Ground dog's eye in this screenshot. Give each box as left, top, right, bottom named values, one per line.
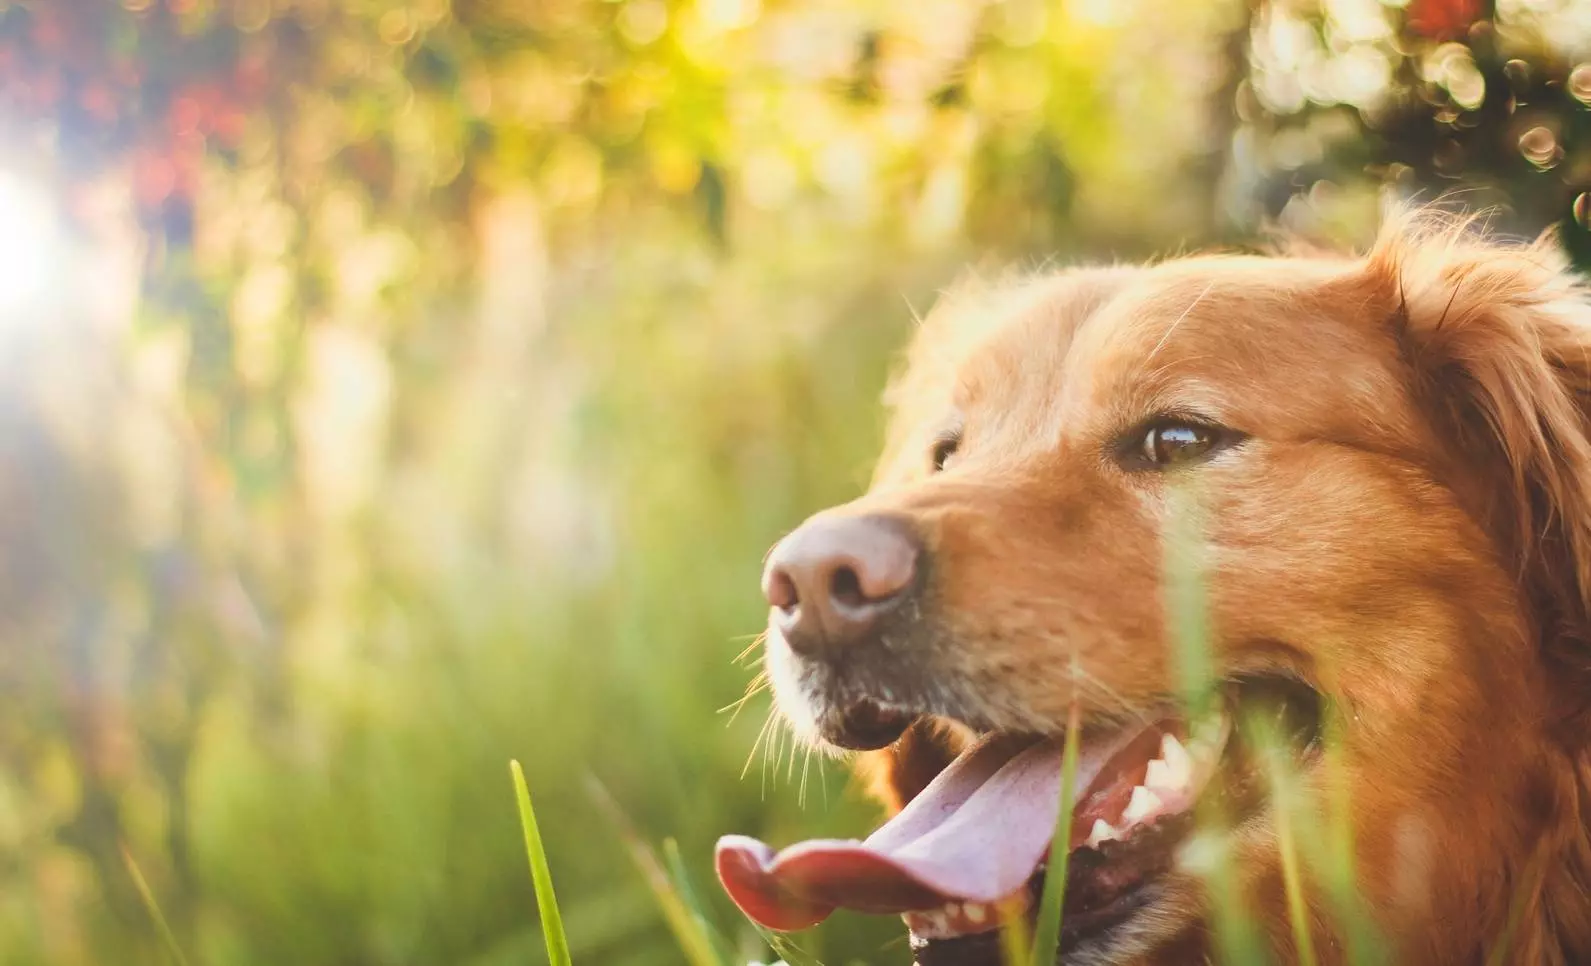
left=930, top=432, right=960, bottom=472
left=1137, top=420, right=1224, bottom=468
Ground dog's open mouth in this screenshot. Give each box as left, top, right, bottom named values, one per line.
left=716, top=678, right=1320, bottom=958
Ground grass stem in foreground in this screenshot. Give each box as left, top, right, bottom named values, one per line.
left=1318, top=703, right=1377, bottom=966
left=121, top=845, right=191, bottom=966
left=1267, top=738, right=1318, bottom=966
left=664, top=837, right=738, bottom=966
left=1164, top=483, right=1267, bottom=965
left=585, top=774, right=727, bottom=966
left=511, top=760, right=573, bottom=966
left=998, top=893, right=1033, bottom=966
left=1030, top=697, right=1083, bottom=966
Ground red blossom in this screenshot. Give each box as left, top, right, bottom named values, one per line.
left=1407, top=0, right=1485, bottom=41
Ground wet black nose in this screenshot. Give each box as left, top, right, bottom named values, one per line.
left=761, top=514, right=922, bottom=657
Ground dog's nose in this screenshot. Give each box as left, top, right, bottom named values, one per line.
left=762, top=514, right=921, bottom=656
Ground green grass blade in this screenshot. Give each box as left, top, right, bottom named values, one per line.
left=750, top=924, right=826, bottom=966
left=1315, top=706, right=1388, bottom=966
left=121, top=845, right=192, bottom=966
left=1164, top=484, right=1216, bottom=718
left=1275, top=791, right=1316, bottom=966
left=663, top=837, right=739, bottom=966
left=584, top=774, right=727, bottom=966
left=1164, top=483, right=1268, bottom=965
left=1255, top=719, right=1317, bottom=966
left=510, top=760, right=573, bottom=966
left=1029, top=697, right=1083, bottom=966
left=997, top=896, right=1031, bottom=966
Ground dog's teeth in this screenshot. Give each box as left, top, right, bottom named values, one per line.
left=1148, top=743, right=1194, bottom=797
left=1122, top=785, right=1163, bottom=825
left=965, top=902, right=989, bottom=924
left=1085, top=818, right=1119, bottom=848
left=1160, top=732, right=1194, bottom=773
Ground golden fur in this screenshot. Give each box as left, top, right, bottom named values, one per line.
left=791, top=210, right=1591, bottom=963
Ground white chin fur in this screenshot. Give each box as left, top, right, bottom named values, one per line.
left=763, top=629, right=823, bottom=742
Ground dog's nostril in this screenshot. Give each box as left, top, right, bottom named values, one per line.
left=829, top=564, right=865, bottom=609
left=765, top=568, right=799, bottom=611
left=761, top=513, right=922, bottom=654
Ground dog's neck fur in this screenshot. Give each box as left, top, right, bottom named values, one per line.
left=1511, top=707, right=1591, bottom=964
left=1518, top=544, right=1591, bottom=960
left=1485, top=585, right=1591, bottom=965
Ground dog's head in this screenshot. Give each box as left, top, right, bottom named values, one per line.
left=718, top=213, right=1591, bottom=964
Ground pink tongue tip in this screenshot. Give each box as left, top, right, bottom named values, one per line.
left=715, top=731, right=1128, bottom=932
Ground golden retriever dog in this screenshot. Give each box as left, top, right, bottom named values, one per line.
left=714, top=210, right=1591, bottom=965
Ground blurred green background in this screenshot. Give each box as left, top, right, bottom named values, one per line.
left=0, top=0, right=1587, bottom=963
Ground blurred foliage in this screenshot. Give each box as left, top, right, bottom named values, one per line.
left=1234, top=0, right=1591, bottom=263
left=0, top=1, right=1583, bottom=965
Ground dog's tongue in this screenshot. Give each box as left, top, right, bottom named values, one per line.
left=716, top=730, right=1129, bottom=931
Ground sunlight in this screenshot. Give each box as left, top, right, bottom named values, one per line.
left=0, top=171, right=62, bottom=317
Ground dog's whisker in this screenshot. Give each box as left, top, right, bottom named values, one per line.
left=764, top=718, right=786, bottom=792
left=901, top=291, right=926, bottom=328
left=1070, top=664, right=1153, bottom=724
left=742, top=706, right=778, bottom=783
left=719, top=672, right=770, bottom=722
left=798, top=743, right=815, bottom=808
left=817, top=746, right=830, bottom=805
left=770, top=719, right=795, bottom=792
left=785, top=725, right=801, bottom=785
left=762, top=717, right=788, bottom=801
left=722, top=671, right=768, bottom=705
left=733, top=631, right=768, bottom=666
left=1146, top=279, right=1215, bottom=363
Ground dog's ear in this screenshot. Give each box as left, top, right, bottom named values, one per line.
left=1367, top=213, right=1591, bottom=675
left=856, top=719, right=969, bottom=814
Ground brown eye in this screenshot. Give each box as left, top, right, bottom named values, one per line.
left=931, top=432, right=960, bottom=472
left=1140, top=421, right=1219, bottom=467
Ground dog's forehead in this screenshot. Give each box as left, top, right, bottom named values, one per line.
left=958, top=255, right=1408, bottom=437
left=1075, top=258, right=1356, bottom=367
left=874, top=267, right=1142, bottom=482
left=953, top=267, right=1143, bottom=402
